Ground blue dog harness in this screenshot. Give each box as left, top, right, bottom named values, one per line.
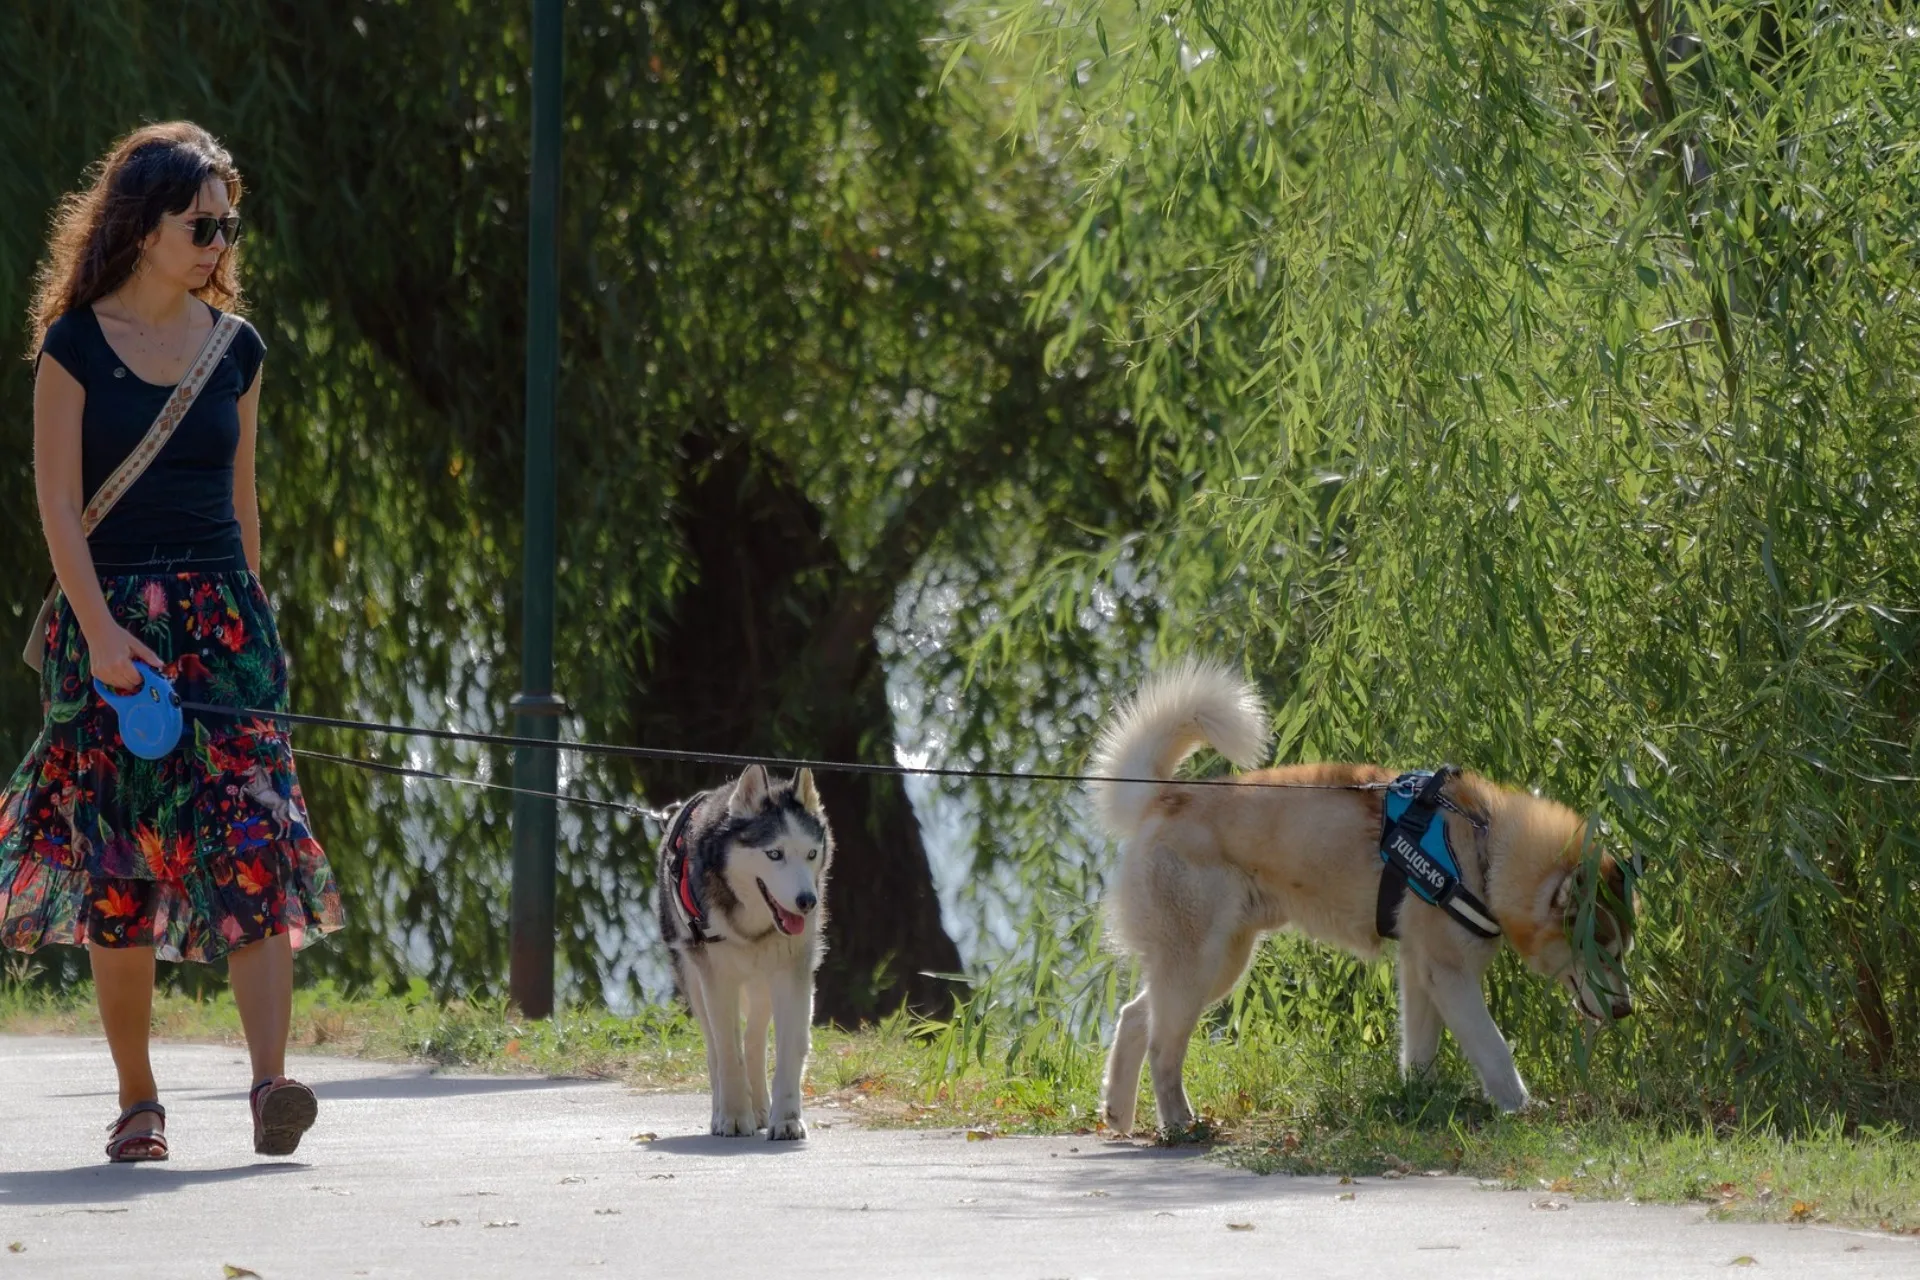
left=1375, top=766, right=1500, bottom=940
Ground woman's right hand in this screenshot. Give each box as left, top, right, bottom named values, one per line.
left=86, top=624, right=165, bottom=694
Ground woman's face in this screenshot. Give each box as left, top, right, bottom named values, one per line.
left=138, top=176, right=235, bottom=291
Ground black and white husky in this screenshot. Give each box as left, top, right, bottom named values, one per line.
left=655, top=765, right=833, bottom=1140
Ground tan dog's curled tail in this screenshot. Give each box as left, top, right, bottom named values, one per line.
left=1091, top=659, right=1269, bottom=837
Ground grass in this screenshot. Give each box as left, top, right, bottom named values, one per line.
left=3, top=975, right=1915, bottom=1235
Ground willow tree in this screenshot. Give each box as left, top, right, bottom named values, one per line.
left=934, top=0, right=1920, bottom=1121
left=0, top=1, right=1142, bottom=1019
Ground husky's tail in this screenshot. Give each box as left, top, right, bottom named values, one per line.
left=1090, top=659, right=1269, bottom=838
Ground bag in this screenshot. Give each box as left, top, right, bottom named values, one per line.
left=23, top=311, right=244, bottom=673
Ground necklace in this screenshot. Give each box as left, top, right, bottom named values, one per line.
left=99, top=295, right=197, bottom=381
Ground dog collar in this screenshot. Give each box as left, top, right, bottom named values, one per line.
left=1376, top=767, right=1500, bottom=941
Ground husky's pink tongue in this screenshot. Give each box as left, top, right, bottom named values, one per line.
left=774, top=902, right=805, bottom=934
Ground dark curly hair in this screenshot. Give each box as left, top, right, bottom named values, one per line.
left=27, top=121, right=244, bottom=357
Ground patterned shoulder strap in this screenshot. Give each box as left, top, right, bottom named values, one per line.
left=81, top=311, right=245, bottom=535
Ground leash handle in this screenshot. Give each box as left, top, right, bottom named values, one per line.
left=94, top=661, right=184, bottom=760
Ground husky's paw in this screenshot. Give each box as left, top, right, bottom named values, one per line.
left=712, top=1110, right=760, bottom=1137
left=1155, top=1116, right=1218, bottom=1145
left=767, top=1114, right=807, bottom=1142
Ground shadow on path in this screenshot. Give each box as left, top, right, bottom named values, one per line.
left=0, top=1162, right=305, bottom=1208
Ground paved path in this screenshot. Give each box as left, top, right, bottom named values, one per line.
left=0, top=1035, right=1910, bottom=1279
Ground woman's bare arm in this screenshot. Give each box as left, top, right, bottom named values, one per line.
left=234, top=367, right=262, bottom=576
left=33, top=356, right=160, bottom=688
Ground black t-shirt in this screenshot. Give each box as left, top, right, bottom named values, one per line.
left=38, top=303, right=265, bottom=571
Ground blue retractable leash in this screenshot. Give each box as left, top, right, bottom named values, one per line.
left=94, top=661, right=184, bottom=760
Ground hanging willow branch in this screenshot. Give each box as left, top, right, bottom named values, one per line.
left=1623, top=0, right=1741, bottom=400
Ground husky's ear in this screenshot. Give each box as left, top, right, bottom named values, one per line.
left=728, top=765, right=772, bottom=818
left=794, top=768, right=824, bottom=817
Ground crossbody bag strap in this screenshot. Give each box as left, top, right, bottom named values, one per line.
left=80, top=310, right=244, bottom=535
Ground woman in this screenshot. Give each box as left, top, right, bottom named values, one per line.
left=0, top=122, right=343, bottom=1162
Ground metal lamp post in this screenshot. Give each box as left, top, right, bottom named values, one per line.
left=509, top=0, right=564, bottom=1020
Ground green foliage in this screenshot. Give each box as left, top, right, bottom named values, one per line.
left=0, top=2, right=1131, bottom=1009
left=923, top=0, right=1920, bottom=1127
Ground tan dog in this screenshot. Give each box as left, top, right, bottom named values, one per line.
left=1093, top=661, right=1633, bottom=1133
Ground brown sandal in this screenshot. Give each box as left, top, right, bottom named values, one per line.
left=105, top=1101, right=168, bottom=1163
left=250, top=1077, right=317, bottom=1157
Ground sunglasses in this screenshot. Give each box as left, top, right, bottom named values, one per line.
left=170, top=213, right=243, bottom=249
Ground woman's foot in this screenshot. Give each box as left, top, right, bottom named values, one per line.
left=250, top=1076, right=318, bottom=1157
left=105, top=1101, right=168, bottom=1163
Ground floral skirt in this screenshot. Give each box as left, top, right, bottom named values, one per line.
left=0, top=570, right=343, bottom=963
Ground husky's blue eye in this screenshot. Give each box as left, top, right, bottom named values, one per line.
left=807, top=849, right=818, bottom=860
left=764, top=847, right=784, bottom=862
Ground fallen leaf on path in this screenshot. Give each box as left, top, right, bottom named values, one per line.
left=1531, top=1198, right=1570, bottom=1212
left=1730, top=1258, right=1757, bottom=1268
left=964, top=1128, right=994, bottom=1141
left=222, top=1267, right=263, bottom=1279
left=1086, top=1190, right=1110, bottom=1198
left=559, top=1176, right=585, bottom=1185
left=421, top=1219, right=459, bottom=1228
left=1226, top=1222, right=1255, bottom=1232
left=647, top=1173, right=675, bottom=1181
left=1788, top=1200, right=1816, bottom=1222
left=630, top=1131, right=658, bottom=1142
left=1337, top=1192, right=1355, bottom=1201
left=595, top=1209, right=621, bottom=1216
left=7, top=1243, right=24, bottom=1254
left=483, top=1220, right=520, bottom=1229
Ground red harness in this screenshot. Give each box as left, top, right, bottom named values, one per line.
left=665, top=793, right=720, bottom=942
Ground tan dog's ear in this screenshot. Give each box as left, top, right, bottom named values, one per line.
left=1551, top=865, right=1581, bottom=917
left=795, top=768, right=824, bottom=816
left=728, top=764, right=772, bottom=817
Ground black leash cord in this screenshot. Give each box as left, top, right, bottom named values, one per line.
left=292, top=747, right=677, bottom=823
left=187, top=699, right=1397, bottom=793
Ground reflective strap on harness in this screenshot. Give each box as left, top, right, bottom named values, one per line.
left=1376, top=767, right=1500, bottom=941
